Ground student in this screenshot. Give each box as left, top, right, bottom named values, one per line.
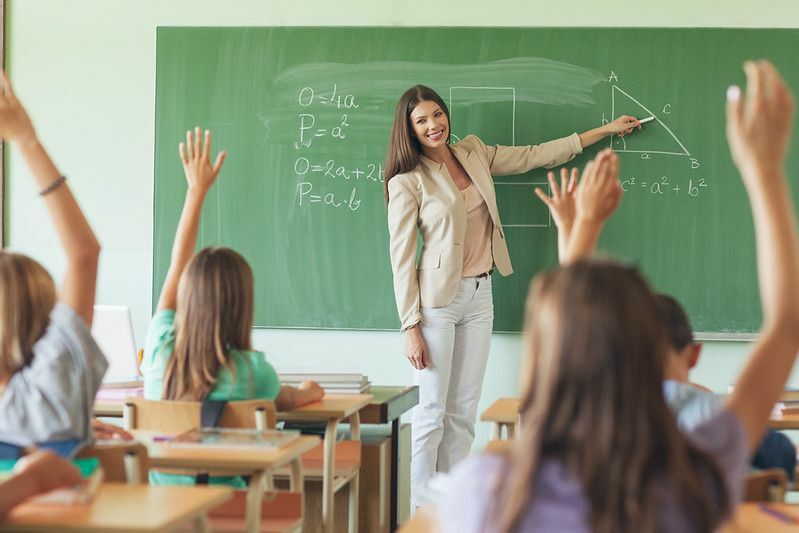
left=657, top=293, right=796, bottom=480
left=140, top=128, right=324, bottom=484
left=437, top=60, right=799, bottom=532
left=384, top=84, right=641, bottom=507
left=0, top=72, right=107, bottom=450
left=0, top=450, right=82, bottom=519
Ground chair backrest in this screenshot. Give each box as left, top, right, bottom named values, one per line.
left=122, top=398, right=277, bottom=432
left=744, top=468, right=788, bottom=502
left=76, top=441, right=150, bottom=483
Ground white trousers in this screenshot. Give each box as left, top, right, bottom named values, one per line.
left=411, top=276, right=493, bottom=507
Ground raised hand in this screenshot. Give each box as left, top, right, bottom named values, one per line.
left=0, top=71, right=36, bottom=144
left=535, top=167, right=578, bottom=230
left=178, top=127, right=227, bottom=192
left=575, top=149, right=622, bottom=224
left=726, top=60, right=795, bottom=182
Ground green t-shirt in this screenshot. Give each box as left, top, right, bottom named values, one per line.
left=141, top=309, right=282, bottom=487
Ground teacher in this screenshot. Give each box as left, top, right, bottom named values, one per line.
left=384, top=84, right=641, bottom=507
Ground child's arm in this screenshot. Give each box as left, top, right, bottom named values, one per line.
left=0, top=73, right=100, bottom=325
left=275, top=381, right=325, bottom=411
left=0, top=451, right=81, bottom=519
left=724, top=61, right=799, bottom=451
left=155, top=128, right=227, bottom=311
left=535, top=167, right=578, bottom=262
left=562, top=149, right=623, bottom=263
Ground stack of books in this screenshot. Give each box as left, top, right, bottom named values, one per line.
left=776, top=388, right=799, bottom=415
left=278, top=368, right=371, bottom=394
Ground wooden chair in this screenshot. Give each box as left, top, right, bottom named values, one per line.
left=744, top=468, right=788, bottom=502
left=123, top=398, right=301, bottom=533
left=75, top=441, right=149, bottom=484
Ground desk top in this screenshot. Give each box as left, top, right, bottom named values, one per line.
left=359, top=385, right=418, bottom=424
left=399, top=503, right=799, bottom=533
left=767, top=412, right=799, bottom=430
left=132, top=431, right=319, bottom=472
left=0, top=483, right=231, bottom=532
left=480, top=397, right=520, bottom=425
left=480, top=396, right=797, bottom=431
left=95, top=388, right=414, bottom=422
left=276, top=393, right=373, bottom=422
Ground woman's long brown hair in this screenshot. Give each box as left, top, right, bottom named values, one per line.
left=493, top=259, right=729, bottom=533
left=161, top=247, right=255, bottom=401
left=383, top=85, right=450, bottom=202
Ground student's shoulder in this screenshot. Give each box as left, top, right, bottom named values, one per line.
left=33, top=303, right=105, bottom=367
left=438, top=453, right=505, bottom=529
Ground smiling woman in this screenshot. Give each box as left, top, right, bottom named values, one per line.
left=383, top=84, right=642, bottom=508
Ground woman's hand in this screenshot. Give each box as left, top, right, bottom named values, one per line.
left=405, top=325, right=430, bottom=370
left=604, top=114, right=641, bottom=138
left=575, top=149, right=622, bottom=224
left=0, top=72, right=36, bottom=144
left=535, top=167, right=578, bottom=230
left=726, top=60, right=794, bottom=182
left=179, top=127, right=227, bottom=193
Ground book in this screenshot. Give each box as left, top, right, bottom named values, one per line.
left=95, top=386, right=144, bottom=401
left=0, top=457, right=104, bottom=506
left=167, top=428, right=301, bottom=451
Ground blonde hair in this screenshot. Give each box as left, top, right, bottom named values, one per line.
left=0, top=252, right=56, bottom=378
left=161, top=247, right=254, bottom=401
left=493, top=259, right=728, bottom=533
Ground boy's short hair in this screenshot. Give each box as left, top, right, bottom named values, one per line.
left=656, top=294, right=694, bottom=351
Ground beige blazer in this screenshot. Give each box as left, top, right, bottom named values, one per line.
left=387, top=134, right=583, bottom=331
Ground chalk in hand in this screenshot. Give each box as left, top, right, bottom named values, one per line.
left=638, top=116, right=655, bottom=124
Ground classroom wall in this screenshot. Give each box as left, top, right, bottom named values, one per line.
left=6, top=0, right=799, bottom=451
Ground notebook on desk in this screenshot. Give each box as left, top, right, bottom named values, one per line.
left=167, top=428, right=301, bottom=451
left=92, top=305, right=141, bottom=387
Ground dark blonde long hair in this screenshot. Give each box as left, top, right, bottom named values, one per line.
left=493, top=259, right=728, bottom=533
left=0, top=253, right=56, bottom=378
left=383, top=85, right=451, bottom=202
left=161, top=247, right=254, bottom=401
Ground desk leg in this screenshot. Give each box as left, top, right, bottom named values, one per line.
left=246, top=470, right=265, bottom=533
left=323, top=419, right=339, bottom=533
left=390, top=418, right=399, bottom=531
left=507, top=423, right=516, bottom=439
left=491, top=422, right=501, bottom=441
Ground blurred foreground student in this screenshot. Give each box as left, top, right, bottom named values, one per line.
left=0, top=72, right=106, bottom=451
left=438, top=61, right=799, bottom=532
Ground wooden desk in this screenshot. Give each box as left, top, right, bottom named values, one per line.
left=0, top=483, right=232, bottom=532
left=768, top=412, right=799, bottom=430
left=95, top=388, right=419, bottom=530
left=278, top=394, right=373, bottom=533
left=358, top=385, right=418, bottom=530
left=480, top=397, right=520, bottom=440
left=722, top=503, right=799, bottom=532
left=134, top=430, right=319, bottom=532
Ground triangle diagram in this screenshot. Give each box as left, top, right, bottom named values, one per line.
left=610, top=85, right=690, bottom=157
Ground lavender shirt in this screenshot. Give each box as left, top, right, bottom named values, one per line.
left=438, top=409, right=748, bottom=533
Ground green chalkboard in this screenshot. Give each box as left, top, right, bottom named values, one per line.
left=154, top=27, right=799, bottom=334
